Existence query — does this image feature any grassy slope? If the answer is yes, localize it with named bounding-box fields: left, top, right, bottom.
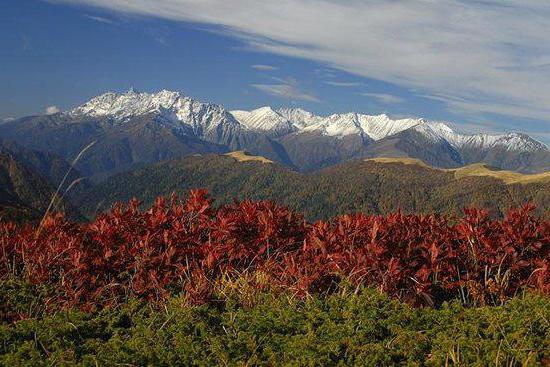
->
left=367, top=157, right=550, bottom=184
left=224, top=150, right=274, bottom=163
left=451, top=163, right=550, bottom=184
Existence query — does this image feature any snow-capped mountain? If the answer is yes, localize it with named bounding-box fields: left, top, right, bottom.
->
left=259, top=108, right=545, bottom=153
left=69, top=89, right=241, bottom=136
left=1, top=89, right=548, bottom=179
left=66, top=89, right=547, bottom=153
left=230, top=107, right=296, bottom=136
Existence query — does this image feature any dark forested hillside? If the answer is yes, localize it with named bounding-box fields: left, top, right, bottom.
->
left=0, top=149, right=82, bottom=222
left=0, top=140, right=91, bottom=200
left=0, top=140, right=90, bottom=221
left=77, top=154, right=550, bottom=220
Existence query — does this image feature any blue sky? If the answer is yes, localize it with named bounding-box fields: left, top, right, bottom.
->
left=1, top=0, right=550, bottom=144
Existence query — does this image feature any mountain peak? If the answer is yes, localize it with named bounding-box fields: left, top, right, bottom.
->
left=253, top=106, right=277, bottom=114
left=278, top=107, right=312, bottom=116
left=69, top=89, right=196, bottom=120
left=455, top=131, right=547, bottom=152
left=230, top=107, right=294, bottom=134
left=67, top=89, right=240, bottom=137
left=126, top=87, right=140, bottom=95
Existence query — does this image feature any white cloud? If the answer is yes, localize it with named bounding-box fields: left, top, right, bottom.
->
left=324, top=81, right=361, bottom=87
left=252, top=78, right=319, bottom=102
left=49, top=0, right=550, bottom=130
left=2, top=117, right=16, bottom=122
left=360, top=92, right=404, bottom=104
left=83, top=14, right=115, bottom=24
left=45, top=106, right=61, bottom=115
left=252, top=64, right=278, bottom=71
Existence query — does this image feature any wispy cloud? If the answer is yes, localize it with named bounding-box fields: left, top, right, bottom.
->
left=314, top=68, right=337, bottom=79
left=252, top=64, right=278, bottom=71
left=2, top=117, right=16, bottom=122
left=20, top=35, right=31, bottom=51
left=324, top=81, right=361, bottom=87
left=360, top=93, right=404, bottom=104
left=45, top=106, right=60, bottom=115
left=49, top=0, right=550, bottom=132
left=140, top=26, right=172, bottom=46
left=252, top=77, right=319, bottom=103
left=83, top=14, right=116, bottom=24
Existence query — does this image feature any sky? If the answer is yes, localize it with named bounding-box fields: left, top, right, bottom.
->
left=1, top=0, right=550, bottom=144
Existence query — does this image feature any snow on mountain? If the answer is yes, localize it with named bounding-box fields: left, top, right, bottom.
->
left=413, top=122, right=547, bottom=152
left=425, top=122, right=460, bottom=144
left=69, top=89, right=240, bottom=135
left=230, top=107, right=295, bottom=135
left=456, top=132, right=547, bottom=152
left=411, top=123, right=452, bottom=143
left=357, top=114, right=420, bottom=140
left=277, top=109, right=420, bottom=139
left=70, top=89, right=182, bottom=120
left=301, top=113, right=363, bottom=137
left=277, top=108, right=321, bottom=129
left=67, top=90, right=546, bottom=153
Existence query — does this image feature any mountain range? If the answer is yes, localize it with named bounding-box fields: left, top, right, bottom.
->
left=1, top=89, right=549, bottom=181
left=0, top=136, right=547, bottom=221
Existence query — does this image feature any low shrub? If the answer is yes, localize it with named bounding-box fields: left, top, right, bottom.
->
left=1, top=190, right=548, bottom=312
left=1, top=280, right=549, bottom=366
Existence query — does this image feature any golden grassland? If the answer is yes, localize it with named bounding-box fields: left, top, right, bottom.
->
left=226, top=154, right=549, bottom=184
left=367, top=157, right=431, bottom=168
left=366, top=157, right=550, bottom=184
left=225, top=151, right=273, bottom=164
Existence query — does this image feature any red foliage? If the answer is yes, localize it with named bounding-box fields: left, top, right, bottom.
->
left=1, top=190, right=548, bottom=310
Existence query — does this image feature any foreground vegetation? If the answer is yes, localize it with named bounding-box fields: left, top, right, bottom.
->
left=1, top=191, right=549, bottom=365
left=2, top=280, right=550, bottom=366
left=2, top=191, right=549, bottom=310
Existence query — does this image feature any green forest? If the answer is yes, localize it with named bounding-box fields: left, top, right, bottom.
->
left=78, top=155, right=550, bottom=220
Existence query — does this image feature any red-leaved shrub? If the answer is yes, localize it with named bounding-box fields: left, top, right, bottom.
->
left=1, top=190, right=548, bottom=310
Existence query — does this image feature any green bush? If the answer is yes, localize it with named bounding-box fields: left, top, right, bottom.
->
left=2, top=279, right=550, bottom=366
